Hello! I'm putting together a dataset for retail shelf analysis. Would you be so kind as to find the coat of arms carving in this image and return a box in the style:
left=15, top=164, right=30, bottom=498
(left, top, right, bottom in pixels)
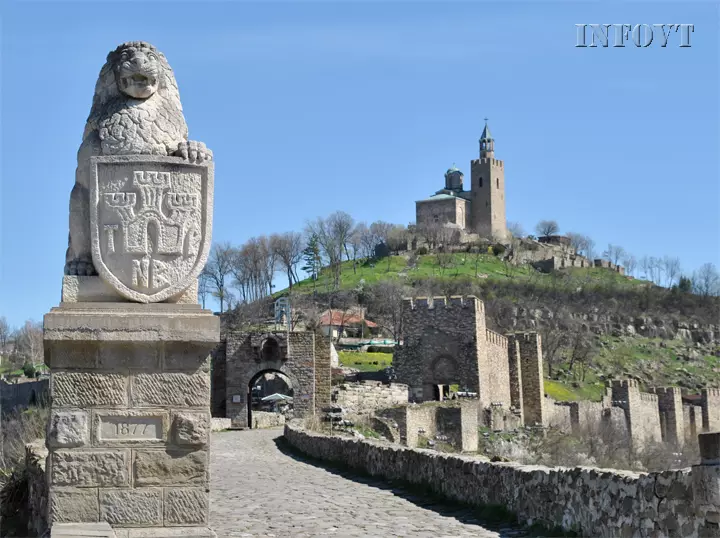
left=90, top=155, right=214, bottom=303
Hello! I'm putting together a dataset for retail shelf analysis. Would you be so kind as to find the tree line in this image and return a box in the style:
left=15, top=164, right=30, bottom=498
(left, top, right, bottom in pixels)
left=200, top=214, right=720, bottom=313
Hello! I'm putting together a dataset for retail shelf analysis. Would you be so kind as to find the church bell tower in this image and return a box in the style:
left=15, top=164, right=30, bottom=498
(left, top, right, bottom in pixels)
left=470, top=120, right=507, bottom=241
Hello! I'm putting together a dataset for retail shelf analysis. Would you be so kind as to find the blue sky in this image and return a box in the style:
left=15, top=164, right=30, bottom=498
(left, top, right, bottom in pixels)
left=1, top=1, right=719, bottom=328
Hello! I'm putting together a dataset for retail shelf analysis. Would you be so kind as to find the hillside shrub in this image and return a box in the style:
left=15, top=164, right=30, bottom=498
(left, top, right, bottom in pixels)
left=415, top=246, right=428, bottom=255
left=492, top=244, right=506, bottom=256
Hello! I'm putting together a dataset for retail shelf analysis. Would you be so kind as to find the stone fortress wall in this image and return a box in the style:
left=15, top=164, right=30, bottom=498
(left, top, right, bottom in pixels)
left=218, top=329, right=331, bottom=428
left=0, top=378, right=49, bottom=416
left=332, top=381, right=409, bottom=416
left=285, top=422, right=720, bottom=538
left=387, top=294, right=719, bottom=453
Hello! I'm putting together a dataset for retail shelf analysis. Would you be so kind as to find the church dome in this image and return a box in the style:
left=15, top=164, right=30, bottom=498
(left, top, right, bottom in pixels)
left=444, top=164, right=464, bottom=191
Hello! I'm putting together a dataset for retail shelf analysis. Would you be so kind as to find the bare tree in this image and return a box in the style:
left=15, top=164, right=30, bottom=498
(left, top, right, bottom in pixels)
left=203, top=242, right=234, bottom=313
left=693, top=262, right=720, bottom=296
left=0, top=316, right=9, bottom=349
left=369, top=220, right=393, bottom=254
left=417, top=221, right=442, bottom=249
left=662, top=256, right=682, bottom=288
left=272, top=232, right=304, bottom=288
left=366, top=280, right=409, bottom=341
left=535, top=220, right=559, bottom=237
left=507, top=221, right=525, bottom=238
left=602, top=244, right=626, bottom=266
left=198, top=273, right=211, bottom=309
left=567, top=232, right=595, bottom=259
left=355, top=222, right=376, bottom=260
left=306, top=213, right=349, bottom=290
left=386, top=225, right=408, bottom=255
left=622, top=254, right=637, bottom=277
left=328, top=211, right=355, bottom=262
left=15, top=320, right=43, bottom=367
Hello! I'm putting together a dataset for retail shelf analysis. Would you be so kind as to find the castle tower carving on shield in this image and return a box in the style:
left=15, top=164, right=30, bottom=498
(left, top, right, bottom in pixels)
left=415, top=119, right=508, bottom=242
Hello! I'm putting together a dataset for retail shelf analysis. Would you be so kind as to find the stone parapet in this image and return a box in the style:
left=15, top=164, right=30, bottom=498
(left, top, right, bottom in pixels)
left=285, top=421, right=718, bottom=537
left=43, top=303, right=219, bottom=534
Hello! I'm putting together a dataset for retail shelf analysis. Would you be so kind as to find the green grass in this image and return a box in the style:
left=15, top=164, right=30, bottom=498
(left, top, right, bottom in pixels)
left=338, top=351, right=393, bottom=372
left=280, top=252, right=646, bottom=296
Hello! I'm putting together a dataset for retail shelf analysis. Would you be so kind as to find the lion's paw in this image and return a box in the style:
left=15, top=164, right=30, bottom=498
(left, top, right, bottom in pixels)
left=65, top=259, right=97, bottom=276
left=175, top=140, right=212, bottom=163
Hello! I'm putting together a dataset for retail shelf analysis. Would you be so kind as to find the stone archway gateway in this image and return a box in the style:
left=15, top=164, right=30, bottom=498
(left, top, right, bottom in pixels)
left=219, top=330, right=331, bottom=428
left=246, top=369, right=296, bottom=428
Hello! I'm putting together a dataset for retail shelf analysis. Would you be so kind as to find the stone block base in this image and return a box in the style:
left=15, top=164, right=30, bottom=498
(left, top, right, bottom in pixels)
left=51, top=522, right=114, bottom=537
left=61, top=276, right=198, bottom=305
left=44, top=303, right=219, bottom=534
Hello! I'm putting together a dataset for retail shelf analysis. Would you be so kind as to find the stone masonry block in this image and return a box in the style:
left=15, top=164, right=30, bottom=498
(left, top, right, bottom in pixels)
left=164, top=342, right=213, bottom=371
left=99, top=488, right=162, bottom=527
left=46, top=341, right=98, bottom=368
left=51, top=449, right=130, bottom=487
left=173, top=412, right=210, bottom=446
left=164, top=488, right=209, bottom=526
left=98, top=342, right=160, bottom=369
left=48, top=410, right=89, bottom=448
left=92, top=409, right=169, bottom=447
left=131, top=373, right=210, bottom=408
left=52, top=372, right=127, bottom=407
left=134, top=449, right=208, bottom=487
left=49, top=488, right=99, bottom=523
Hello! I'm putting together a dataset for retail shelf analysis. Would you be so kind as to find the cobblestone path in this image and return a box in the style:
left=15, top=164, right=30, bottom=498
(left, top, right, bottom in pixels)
left=210, top=428, right=528, bottom=538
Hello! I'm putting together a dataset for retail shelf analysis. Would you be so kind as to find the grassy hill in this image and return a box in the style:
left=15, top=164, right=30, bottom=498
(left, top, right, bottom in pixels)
left=276, top=252, right=719, bottom=401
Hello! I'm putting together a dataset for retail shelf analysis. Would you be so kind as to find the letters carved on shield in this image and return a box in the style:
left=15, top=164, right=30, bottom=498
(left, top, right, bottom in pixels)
left=90, top=155, right=214, bottom=303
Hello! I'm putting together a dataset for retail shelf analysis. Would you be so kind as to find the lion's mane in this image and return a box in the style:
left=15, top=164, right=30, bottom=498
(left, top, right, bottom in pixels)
left=82, top=41, right=188, bottom=156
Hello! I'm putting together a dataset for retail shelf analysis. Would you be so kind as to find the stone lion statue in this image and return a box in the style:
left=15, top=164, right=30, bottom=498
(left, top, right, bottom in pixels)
left=65, top=41, right=212, bottom=276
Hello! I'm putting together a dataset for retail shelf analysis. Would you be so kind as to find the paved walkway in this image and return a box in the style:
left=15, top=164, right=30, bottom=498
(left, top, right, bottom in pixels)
left=210, top=428, right=528, bottom=538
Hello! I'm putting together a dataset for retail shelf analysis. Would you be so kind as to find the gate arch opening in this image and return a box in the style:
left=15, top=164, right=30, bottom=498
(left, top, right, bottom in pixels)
left=247, top=369, right=294, bottom=428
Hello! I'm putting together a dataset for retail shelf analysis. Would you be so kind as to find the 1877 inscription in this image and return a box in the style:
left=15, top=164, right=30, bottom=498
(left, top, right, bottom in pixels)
left=99, top=415, right=163, bottom=441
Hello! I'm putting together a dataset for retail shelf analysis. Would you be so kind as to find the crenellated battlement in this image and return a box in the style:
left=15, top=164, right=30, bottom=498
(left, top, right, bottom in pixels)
left=651, top=387, right=682, bottom=396
left=402, top=295, right=481, bottom=313
left=702, top=388, right=720, bottom=398
left=485, top=329, right=508, bottom=348
left=471, top=157, right=504, bottom=168
left=639, top=392, right=658, bottom=403
left=612, top=379, right=640, bottom=390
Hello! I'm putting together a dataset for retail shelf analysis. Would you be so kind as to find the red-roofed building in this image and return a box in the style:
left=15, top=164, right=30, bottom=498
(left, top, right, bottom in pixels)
left=319, top=308, right=379, bottom=340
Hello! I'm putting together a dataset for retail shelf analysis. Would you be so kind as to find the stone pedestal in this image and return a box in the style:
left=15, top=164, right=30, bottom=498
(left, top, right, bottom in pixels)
left=44, top=303, right=219, bottom=536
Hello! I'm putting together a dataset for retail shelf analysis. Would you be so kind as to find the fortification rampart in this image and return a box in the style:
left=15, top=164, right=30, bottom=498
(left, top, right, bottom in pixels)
left=333, top=381, right=409, bottom=416
left=0, top=378, right=49, bottom=415
left=285, top=422, right=720, bottom=537
left=701, top=388, right=720, bottom=432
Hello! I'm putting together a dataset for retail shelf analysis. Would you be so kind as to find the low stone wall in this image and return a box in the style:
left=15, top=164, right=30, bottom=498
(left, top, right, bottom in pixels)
left=25, top=440, right=48, bottom=537
left=211, top=417, right=232, bottom=431
left=284, top=422, right=720, bottom=537
left=252, top=411, right=285, bottom=429
left=333, top=382, right=408, bottom=416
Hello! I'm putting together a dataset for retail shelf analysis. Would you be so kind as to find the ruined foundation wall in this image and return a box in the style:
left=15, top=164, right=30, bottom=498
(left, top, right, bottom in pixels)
left=545, top=398, right=572, bottom=432
left=333, top=382, right=409, bottom=416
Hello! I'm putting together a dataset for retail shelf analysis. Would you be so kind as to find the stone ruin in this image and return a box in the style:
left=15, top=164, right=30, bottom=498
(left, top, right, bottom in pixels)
left=41, top=41, right=219, bottom=537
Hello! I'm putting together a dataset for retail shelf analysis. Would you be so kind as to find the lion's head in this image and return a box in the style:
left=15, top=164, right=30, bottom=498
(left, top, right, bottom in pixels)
left=84, top=41, right=184, bottom=140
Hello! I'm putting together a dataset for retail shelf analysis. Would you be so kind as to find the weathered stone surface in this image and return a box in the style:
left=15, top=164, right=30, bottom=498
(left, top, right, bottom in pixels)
left=120, top=528, right=216, bottom=537
left=97, top=342, right=160, bottom=369
left=50, top=522, right=114, bottom=537
left=47, top=411, right=89, bottom=448
left=132, top=373, right=210, bottom=407
left=173, top=412, right=210, bottom=446
left=89, top=156, right=214, bottom=303
left=164, top=342, right=212, bottom=371
left=65, top=41, right=212, bottom=282
left=46, top=341, right=98, bottom=368
left=284, top=421, right=714, bottom=538
left=44, top=303, right=220, bottom=344
left=61, top=275, right=197, bottom=304
left=51, top=372, right=127, bottom=407
left=134, top=449, right=207, bottom=487
left=51, top=450, right=130, bottom=487
left=49, top=488, right=99, bottom=523
left=700, top=432, right=720, bottom=464
left=93, top=410, right=168, bottom=447
left=99, top=488, right=162, bottom=526
left=164, top=488, right=208, bottom=525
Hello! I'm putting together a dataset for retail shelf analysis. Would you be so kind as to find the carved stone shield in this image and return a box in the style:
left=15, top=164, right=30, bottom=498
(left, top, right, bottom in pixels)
left=90, top=155, right=214, bottom=303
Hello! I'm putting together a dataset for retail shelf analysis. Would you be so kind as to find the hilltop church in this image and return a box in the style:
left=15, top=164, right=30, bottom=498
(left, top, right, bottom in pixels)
left=415, top=121, right=508, bottom=242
